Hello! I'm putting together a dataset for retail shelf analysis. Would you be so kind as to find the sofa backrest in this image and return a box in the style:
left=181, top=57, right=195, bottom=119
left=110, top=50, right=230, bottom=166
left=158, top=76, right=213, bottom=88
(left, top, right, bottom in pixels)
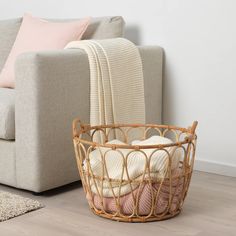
left=0, top=16, right=125, bottom=72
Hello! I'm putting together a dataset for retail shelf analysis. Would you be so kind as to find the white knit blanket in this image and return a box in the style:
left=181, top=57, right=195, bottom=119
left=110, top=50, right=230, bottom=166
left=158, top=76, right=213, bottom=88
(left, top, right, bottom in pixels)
left=65, top=38, right=145, bottom=141
left=86, top=136, right=181, bottom=197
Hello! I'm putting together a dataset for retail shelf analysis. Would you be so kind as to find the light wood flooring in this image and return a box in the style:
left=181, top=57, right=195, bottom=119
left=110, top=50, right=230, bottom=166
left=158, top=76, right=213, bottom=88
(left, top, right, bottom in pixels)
left=0, top=171, right=236, bottom=236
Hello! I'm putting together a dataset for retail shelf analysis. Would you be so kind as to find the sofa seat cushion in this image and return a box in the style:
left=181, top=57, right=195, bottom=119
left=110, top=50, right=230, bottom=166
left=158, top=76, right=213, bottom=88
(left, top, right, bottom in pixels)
left=0, top=88, right=15, bottom=140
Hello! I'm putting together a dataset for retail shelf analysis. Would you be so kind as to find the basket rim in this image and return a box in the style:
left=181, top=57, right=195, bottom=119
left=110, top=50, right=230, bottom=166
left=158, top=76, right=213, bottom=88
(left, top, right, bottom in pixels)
left=73, top=122, right=197, bottom=150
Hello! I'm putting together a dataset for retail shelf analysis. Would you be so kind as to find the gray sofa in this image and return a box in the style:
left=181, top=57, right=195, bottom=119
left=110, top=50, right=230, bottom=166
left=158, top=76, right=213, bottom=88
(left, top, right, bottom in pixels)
left=0, top=16, right=163, bottom=192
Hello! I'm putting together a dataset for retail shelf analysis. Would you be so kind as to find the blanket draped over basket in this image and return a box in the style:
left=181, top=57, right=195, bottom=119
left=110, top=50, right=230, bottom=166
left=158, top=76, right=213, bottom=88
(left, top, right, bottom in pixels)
left=65, top=38, right=146, bottom=141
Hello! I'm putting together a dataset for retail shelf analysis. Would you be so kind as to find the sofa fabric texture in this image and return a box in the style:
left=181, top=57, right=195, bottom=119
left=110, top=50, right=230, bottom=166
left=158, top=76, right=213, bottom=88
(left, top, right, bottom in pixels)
left=0, top=18, right=22, bottom=73
left=0, top=88, right=15, bottom=140
left=0, top=140, right=16, bottom=187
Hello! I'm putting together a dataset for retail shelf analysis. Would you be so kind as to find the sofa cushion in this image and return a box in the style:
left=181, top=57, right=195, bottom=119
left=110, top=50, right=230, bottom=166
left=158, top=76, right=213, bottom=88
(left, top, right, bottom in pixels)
left=0, top=18, right=22, bottom=74
left=0, top=88, right=15, bottom=140
left=0, top=16, right=125, bottom=73
left=0, top=14, right=90, bottom=88
left=82, top=16, right=125, bottom=39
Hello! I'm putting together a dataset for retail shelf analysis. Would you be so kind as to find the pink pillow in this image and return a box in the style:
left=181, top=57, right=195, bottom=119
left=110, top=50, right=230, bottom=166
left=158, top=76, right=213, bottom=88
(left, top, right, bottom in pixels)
left=0, top=13, right=90, bottom=88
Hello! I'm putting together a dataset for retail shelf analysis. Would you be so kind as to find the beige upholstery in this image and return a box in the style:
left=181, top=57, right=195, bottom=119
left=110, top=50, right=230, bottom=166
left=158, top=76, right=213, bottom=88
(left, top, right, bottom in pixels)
left=0, top=18, right=22, bottom=71
left=0, top=88, right=15, bottom=139
left=139, top=46, right=163, bottom=124
left=0, top=140, right=15, bottom=187
left=0, top=17, right=163, bottom=193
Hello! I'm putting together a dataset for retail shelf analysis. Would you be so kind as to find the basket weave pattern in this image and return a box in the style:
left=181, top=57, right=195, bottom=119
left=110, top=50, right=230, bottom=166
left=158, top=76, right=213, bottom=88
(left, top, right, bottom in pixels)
left=73, top=120, right=197, bottom=222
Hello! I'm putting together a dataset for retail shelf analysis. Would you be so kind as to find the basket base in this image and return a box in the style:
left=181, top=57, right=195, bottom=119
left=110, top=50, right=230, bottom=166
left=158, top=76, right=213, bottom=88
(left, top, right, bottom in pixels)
left=90, top=209, right=182, bottom=223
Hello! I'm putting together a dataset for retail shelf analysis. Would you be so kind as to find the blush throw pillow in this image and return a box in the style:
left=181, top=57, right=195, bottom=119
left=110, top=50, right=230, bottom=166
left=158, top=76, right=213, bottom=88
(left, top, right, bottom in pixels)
left=0, top=14, right=90, bottom=88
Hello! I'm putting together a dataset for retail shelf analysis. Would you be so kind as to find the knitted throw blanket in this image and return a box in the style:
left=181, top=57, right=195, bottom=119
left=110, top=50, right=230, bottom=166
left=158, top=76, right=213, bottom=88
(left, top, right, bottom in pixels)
left=65, top=38, right=145, bottom=140
left=86, top=136, right=181, bottom=197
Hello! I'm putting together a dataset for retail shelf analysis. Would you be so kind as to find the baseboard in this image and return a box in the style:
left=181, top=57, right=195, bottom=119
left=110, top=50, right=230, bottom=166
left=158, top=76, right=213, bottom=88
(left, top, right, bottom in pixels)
left=194, top=159, right=236, bottom=177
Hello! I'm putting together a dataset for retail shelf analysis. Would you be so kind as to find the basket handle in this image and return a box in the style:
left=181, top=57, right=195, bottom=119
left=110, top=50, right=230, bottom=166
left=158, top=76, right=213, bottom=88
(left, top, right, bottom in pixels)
left=184, top=121, right=198, bottom=142
left=72, top=118, right=90, bottom=138
left=190, top=121, right=198, bottom=135
left=73, top=118, right=81, bottom=138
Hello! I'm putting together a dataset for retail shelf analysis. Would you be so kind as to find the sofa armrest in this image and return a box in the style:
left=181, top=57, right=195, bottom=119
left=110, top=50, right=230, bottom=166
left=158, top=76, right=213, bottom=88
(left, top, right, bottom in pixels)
left=138, top=46, right=163, bottom=124
left=14, top=46, right=163, bottom=192
left=15, top=49, right=90, bottom=192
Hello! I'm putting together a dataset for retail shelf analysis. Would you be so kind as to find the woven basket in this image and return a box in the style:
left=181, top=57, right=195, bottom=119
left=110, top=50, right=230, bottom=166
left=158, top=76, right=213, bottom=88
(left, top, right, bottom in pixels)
left=73, top=119, right=198, bottom=222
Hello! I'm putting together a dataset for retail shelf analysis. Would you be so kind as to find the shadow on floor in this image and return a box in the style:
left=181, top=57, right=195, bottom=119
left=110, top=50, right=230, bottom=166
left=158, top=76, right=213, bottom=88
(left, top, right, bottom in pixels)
left=0, top=180, right=82, bottom=197
left=38, top=181, right=82, bottom=197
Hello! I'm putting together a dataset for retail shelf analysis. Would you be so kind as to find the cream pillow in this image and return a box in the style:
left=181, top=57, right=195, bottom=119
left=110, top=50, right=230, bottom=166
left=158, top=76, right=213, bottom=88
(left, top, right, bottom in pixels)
left=0, top=13, right=90, bottom=88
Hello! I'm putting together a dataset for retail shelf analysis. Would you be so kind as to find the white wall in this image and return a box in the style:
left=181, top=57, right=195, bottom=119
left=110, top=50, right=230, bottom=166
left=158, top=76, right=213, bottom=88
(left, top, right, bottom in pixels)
left=1, top=0, right=236, bottom=176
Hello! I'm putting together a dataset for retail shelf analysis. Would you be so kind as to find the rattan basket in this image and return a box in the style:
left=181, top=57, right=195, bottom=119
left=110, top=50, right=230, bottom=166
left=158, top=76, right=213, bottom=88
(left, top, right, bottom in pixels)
left=73, top=119, right=198, bottom=222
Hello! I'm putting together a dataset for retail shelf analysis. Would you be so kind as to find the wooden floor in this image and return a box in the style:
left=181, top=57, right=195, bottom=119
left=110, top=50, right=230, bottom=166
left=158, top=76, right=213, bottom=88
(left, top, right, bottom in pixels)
left=0, top=171, right=236, bottom=236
